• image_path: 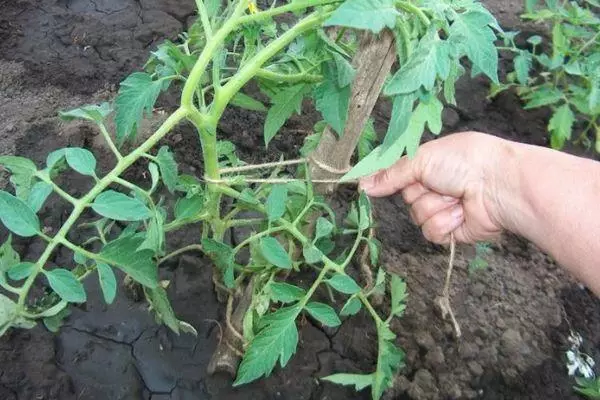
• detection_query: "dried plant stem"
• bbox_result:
[360,227,375,289]
[226,294,246,343]
[435,233,462,338]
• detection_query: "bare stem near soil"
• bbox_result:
[435,233,462,338]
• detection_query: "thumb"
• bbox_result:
[359,156,418,197]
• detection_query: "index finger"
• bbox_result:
[358,155,419,197]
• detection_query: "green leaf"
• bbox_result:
[322,373,373,391]
[368,238,381,266]
[92,190,152,221]
[205,0,221,17]
[43,307,71,333]
[59,103,112,124]
[1,294,36,336]
[525,0,538,13]
[146,40,195,77]
[100,234,158,288]
[201,238,235,288]
[523,87,563,109]
[115,72,166,144]
[382,94,415,151]
[527,35,542,46]
[0,156,37,199]
[156,146,178,193]
[326,274,361,295]
[27,181,52,213]
[444,63,464,106]
[342,97,441,181]
[0,236,19,274]
[240,188,260,205]
[149,162,160,193]
[449,10,500,83]
[0,190,40,237]
[174,194,204,220]
[384,30,442,95]
[513,51,532,85]
[146,286,180,334]
[260,237,292,269]
[590,78,600,112]
[7,262,35,281]
[324,0,399,34]
[137,210,165,255]
[65,148,97,177]
[344,203,359,228]
[315,217,334,240]
[372,268,387,297]
[264,84,309,146]
[231,92,267,112]
[96,262,117,304]
[314,65,351,135]
[548,104,575,149]
[305,302,341,327]
[564,61,583,76]
[46,149,67,172]
[357,118,378,161]
[303,244,323,264]
[234,304,302,385]
[358,192,372,230]
[269,282,306,303]
[266,184,288,222]
[340,296,362,316]
[331,52,356,87]
[44,269,86,303]
[372,324,405,399]
[390,275,408,317]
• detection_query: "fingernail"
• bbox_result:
[443,195,458,203]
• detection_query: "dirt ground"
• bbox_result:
[1,1,600,399]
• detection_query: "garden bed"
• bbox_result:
[1,1,600,399]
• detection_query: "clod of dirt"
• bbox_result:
[407,369,439,400]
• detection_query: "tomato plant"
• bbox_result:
[492,0,600,151]
[0,1,501,398]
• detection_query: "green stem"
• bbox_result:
[299,264,332,306]
[396,1,430,26]
[226,218,265,228]
[99,123,123,161]
[256,68,323,83]
[181,1,247,109]
[576,31,600,56]
[0,281,22,295]
[34,172,79,206]
[164,213,210,232]
[340,232,363,269]
[17,108,187,308]
[214,11,332,118]
[157,244,204,266]
[293,199,314,226]
[236,0,342,25]
[196,0,213,38]
[395,19,412,63]
[232,226,287,256]
[358,292,384,324]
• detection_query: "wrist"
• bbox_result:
[485,138,535,238]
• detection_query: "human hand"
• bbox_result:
[359,131,515,244]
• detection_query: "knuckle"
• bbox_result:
[374,168,391,186]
